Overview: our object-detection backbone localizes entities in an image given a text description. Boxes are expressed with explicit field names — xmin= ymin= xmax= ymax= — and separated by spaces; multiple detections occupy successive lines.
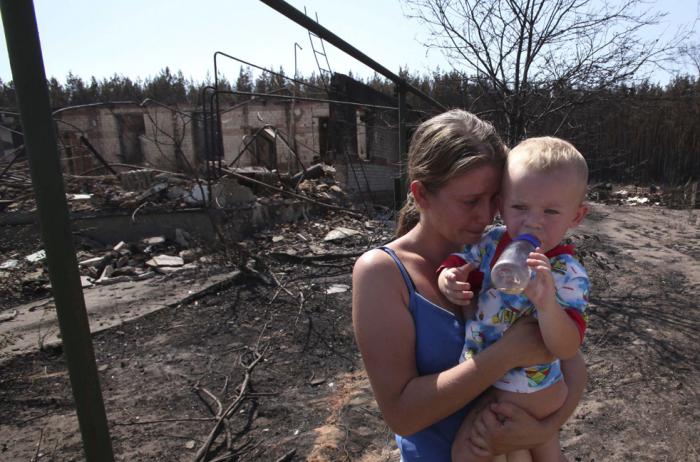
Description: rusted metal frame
xmin=354 ymin=150 xmax=378 ymax=205
xmin=217 ymin=90 xmax=399 ymax=111
xmin=0 ymin=144 xmax=24 ymax=181
xmin=271 ymin=126 xmax=309 ymax=179
xmin=342 ymin=148 xmax=370 ymax=215
xmin=212 ymin=59 xmax=225 ymax=176
xmin=213 ymin=50 xmax=326 ymax=93
xmin=200 ymin=85 xmax=217 ymax=206
xmin=305 ymin=11 xmax=333 ymax=89
xmin=227 ymin=125 xmax=271 ymax=168
xmin=258 ymin=0 xmax=446 ymax=209
xmin=138 ymin=98 xmax=211 ymax=209
xmin=221 ymin=166 xmax=364 ymax=218
xmin=0 ymin=122 xmax=24 ymax=136
xmin=207 ymin=89 xmax=399 ymax=177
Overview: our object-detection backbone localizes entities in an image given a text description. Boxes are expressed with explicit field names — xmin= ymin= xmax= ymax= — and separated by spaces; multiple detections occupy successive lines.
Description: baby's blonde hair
xmin=508 ymin=137 xmax=588 ymax=199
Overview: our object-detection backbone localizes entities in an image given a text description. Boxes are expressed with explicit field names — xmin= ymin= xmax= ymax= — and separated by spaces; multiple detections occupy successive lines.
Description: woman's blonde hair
xmin=396 ymin=109 xmax=507 ymax=236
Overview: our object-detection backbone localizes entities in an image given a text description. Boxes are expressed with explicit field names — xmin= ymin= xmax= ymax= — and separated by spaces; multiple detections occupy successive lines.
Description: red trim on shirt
xmin=565 ymin=308 xmax=587 ymax=344
xmin=436 ymin=254 xmax=469 ymax=275
xmin=467 ymin=270 xmax=484 ymax=296
xmin=545 ymin=245 xmax=575 ymax=259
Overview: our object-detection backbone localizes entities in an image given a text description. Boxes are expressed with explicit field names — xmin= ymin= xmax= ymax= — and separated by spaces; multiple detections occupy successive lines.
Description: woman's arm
xmin=468 ymin=352 xmax=587 ymax=453
xmin=352 ymin=249 xmax=553 ymax=436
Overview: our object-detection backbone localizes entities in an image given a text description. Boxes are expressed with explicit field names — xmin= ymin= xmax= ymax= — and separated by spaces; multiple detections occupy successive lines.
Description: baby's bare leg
xmin=495 ymin=380 xmax=568 ymax=462
xmin=530 ymin=435 xmax=562 ymax=462
xmin=505 ymin=450 xmax=532 ymax=462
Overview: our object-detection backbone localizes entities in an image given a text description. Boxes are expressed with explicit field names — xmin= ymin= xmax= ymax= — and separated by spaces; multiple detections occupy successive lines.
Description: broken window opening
xmin=244 ymin=128 xmax=277 ymax=171
xmin=116 ymin=113 xmax=145 ymax=164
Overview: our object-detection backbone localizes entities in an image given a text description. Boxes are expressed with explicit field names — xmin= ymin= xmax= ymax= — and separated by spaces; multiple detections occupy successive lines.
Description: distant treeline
xmin=1 ymin=66 xmax=698 ymax=185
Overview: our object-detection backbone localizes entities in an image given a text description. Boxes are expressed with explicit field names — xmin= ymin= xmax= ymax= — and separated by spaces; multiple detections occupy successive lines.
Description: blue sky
xmin=0 ymin=0 xmax=698 ymax=85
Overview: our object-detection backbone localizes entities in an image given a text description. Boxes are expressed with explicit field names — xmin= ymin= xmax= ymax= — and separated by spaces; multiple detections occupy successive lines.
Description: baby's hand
xmin=438 ymin=264 xmax=475 ymax=306
xmin=524 ymin=248 xmax=556 ymax=308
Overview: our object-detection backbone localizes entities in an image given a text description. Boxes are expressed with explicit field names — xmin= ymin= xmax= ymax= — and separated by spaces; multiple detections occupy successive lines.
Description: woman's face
xmin=419 ymin=163 xmax=502 ymax=246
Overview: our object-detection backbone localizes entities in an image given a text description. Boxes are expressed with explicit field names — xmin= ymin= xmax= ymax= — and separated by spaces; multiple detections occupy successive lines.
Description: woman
xmin=352 ymin=110 xmax=586 ymax=460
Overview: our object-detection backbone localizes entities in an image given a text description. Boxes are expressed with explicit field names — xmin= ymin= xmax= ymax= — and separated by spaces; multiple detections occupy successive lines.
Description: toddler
xmin=438 ymin=137 xmax=590 ymax=461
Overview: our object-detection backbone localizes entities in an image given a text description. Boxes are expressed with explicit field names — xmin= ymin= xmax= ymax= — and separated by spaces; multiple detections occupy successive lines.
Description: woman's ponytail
xmin=395 ymin=193 xmax=420 ymax=237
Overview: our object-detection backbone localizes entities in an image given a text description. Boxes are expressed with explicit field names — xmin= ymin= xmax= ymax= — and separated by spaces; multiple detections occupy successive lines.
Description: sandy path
xmin=559 ymin=203 xmax=699 ymax=461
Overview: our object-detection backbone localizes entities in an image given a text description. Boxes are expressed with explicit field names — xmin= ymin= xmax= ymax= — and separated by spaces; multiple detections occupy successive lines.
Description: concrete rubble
xmin=0 ymin=259 xmax=19 ymax=269
xmin=0 ymin=152 xmax=395 ymax=361
xmin=0 ymin=154 xmax=361 ymax=293
xmin=588 ymin=182 xmax=698 ymax=208
xmin=323 ymin=227 xmax=362 ymax=241
xmin=0 ymin=158 xmax=349 ymax=215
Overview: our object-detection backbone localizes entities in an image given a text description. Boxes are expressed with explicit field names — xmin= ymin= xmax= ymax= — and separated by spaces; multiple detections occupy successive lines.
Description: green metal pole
xmin=0 ymin=2 xmax=115 ymax=461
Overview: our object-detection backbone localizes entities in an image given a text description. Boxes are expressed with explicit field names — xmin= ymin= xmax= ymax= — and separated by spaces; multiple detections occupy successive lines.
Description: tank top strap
xmin=378 ymin=246 xmax=417 ymax=295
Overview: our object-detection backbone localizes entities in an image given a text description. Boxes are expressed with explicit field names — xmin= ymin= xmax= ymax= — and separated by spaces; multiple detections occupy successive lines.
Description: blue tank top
xmin=379 ymin=247 xmax=472 ymax=461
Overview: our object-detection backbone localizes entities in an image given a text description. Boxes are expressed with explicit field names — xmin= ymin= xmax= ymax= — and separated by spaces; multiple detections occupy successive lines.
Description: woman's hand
xmin=498 ymin=316 xmax=554 ymax=369
xmin=469 ymin=401 xmax=551 ymax=454
xmin=468 ymin=353 xmax=589 ymax=456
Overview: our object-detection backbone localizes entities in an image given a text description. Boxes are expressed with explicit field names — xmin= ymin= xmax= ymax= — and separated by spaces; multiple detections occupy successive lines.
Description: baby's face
xmin=500 ymin=163 xmax=587 ymax=252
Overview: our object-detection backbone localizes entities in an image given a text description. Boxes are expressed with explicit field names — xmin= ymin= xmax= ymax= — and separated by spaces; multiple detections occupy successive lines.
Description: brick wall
xmin=51 ymin=94 xmax=402 ymax=186
xmin=336 ymin=161 xmax=398 ymax=194
xmin=221 ymin=99 xmax=328 ymax=174
xmin=367 ymin=117 xmax=399 ymax=164
xmin=56 ymin=104 xmax=142 ymax=173
xmin=140 ymin=105 xmax=196 ymax=171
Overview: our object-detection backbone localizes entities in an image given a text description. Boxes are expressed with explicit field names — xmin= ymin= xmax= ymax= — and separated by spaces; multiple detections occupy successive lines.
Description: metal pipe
xmin=200 ymin=85 xmax=216 ymax=205
xmin=258 ymin=0 xmax=447 ymax=111
xmin=213 ymin=89 xmax=399 ymax=111
xmin=294 ymin=42 xmax=303 ymax=80
xmin=200 ymin=85 xmax=215 ymax=162
xmin=0 ymin=145 xmax=24 ymax=180
xmin=292 ymin=42 xmax=303 ymax=160
xmin=0 ymin=2 xmax=115 ymax=461
xmin=213 ymin=55 xmax=224 ymax=175
xmin=227 ymin=125 xmax=271 ymax=168
xmin=79 ymin=136 xmax=118 ymax=175
xmin=214 ymin=50 xmax=325 ymax=93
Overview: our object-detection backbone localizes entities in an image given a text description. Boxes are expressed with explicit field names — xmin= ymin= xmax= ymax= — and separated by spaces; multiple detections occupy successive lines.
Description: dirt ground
xmin=0 ymin=201 xmax=698 ymax=461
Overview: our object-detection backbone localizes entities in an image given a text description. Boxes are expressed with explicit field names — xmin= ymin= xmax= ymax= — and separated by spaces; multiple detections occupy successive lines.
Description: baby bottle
xmin=491 ymin=233 xmax=541 ymax=294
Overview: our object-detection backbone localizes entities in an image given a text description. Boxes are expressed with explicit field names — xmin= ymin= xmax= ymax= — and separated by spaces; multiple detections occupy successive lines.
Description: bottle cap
xmin=514 ymin=233 xmax=541 ymax=248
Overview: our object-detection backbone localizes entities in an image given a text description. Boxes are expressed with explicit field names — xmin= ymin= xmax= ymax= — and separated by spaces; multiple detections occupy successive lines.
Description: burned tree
xmin=402 ymin=0 xmax=686 ymax=144
xmin=681 ymin=42 xmax=700 ymax=76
